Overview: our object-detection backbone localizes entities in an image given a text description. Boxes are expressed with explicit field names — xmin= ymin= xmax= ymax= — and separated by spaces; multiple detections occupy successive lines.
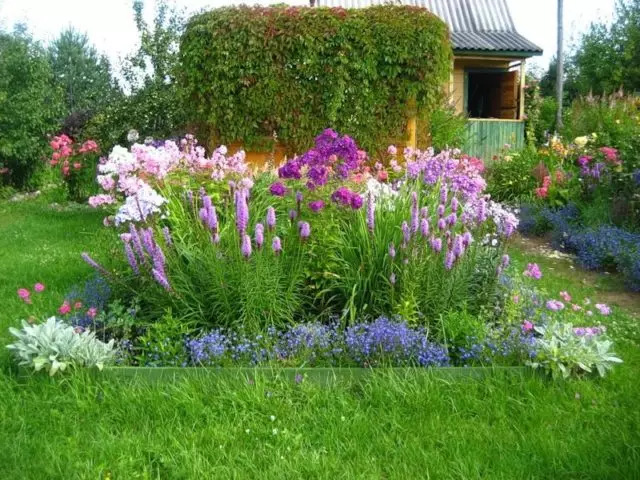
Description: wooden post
xmin=519 ymin=59 xmax=526 ymax=120
xmin=407 ymin=97 xmax=417 ymax=149
xmin=556 ymin=0 xmax=564 ymax=131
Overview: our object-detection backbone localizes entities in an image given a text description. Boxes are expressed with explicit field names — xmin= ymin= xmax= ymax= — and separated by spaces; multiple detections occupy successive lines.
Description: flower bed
xmin=6 ymin=131 xmax=622 ymax=380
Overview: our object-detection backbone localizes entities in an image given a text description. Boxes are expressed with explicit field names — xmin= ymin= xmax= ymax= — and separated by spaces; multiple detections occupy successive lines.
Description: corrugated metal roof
xmin=315 ymin=0 xmax=543 ymax=55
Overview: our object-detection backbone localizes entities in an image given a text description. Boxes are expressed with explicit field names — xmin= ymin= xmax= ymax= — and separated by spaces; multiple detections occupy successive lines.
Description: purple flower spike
xmin=129 ymin=223 xmax=145 ymax=261
xmin=452 ymin=235 xmax=464 ymax=258
xmin=402 ymin=221 xmax=410 ymax=246
xmin=296 ymin=191 xmax=303 ymax=206
xmin=367 ymin=192 xmax=375 ymax=233
xmin=124 ymin=243 xmax=139 ymax=274
xmin=255 ymin=223 xmax=265 ymax=249
xmin=410 ymin=192 xmax=419 ymax=233
xmin=420 ymin=218 xmax=430 ymax=237
xmin=266 ymin=207 xmax=276 ymax=230
xmin=446 ymin=213 xmax=457 ymax=226
xmin=445 ymin=251 xmax=455 ymax=270
xmin=162 ymin=226 xmax=172 ymax=246
xmin=389 ymin=242 xmax=396 ymax=259
xmin=462 ymin=231 xmax=473 ymax=247
xmin=235 ymin=189 xmax=249 ymax=234
xmin=241 ymin=234 xmax=252 ymax=258
xmin=437 ymin=204 xmax=445 ymax=217
xmin=437 ymin=218 xmax=446 ymax=231
xmin=299 ymin=221 xmax=311 ymax=240
xmin=431 ymin=238 xmax=443 ymax=253
xmin=501 ymin=254 xmax=510 ymax=268
xmin=451 ymin=197 xmax=459 ymax=212
xmin=81 ymin=252 xmax=109 ymax=276
xmin=152 ymin=268 xmax=171 ymax=291
xmin=272 ymin=236 xmax=282 ymax=255
xmin=212 ymin=233 xmax=220 ymax=244
xmin=420 ymin=207 xmax=428 ymax=219
xmin=289 ymin=209 xmax=298 ymax=221
xmin=440 ymin=185 xmax=448 ymax=204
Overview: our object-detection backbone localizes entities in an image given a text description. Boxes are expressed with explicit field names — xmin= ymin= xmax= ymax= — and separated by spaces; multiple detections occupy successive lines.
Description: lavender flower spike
xmin=266 ymin=207 xmax=276 ymax=230
xmin=420 ymin=218 xmax=429 ymax=237
xmin=402 ymin=221 xmax=410 ymax=246
xmin=129 ymin=223 xmax=145 ymax=261
xmin=411 ymin=192 xmax=419 ymax=233
xmin=367 ymin=192 xmax=375 ymax=233
xmin=81 ymin=252 xmax=110 ymax=276
xmin=241 ymin=234 xmax=252 ymax=258
xmin=124 ymin=243 xmax=139 ymax=274
xmin=162 ymin=226 xmax=172 ymax=246
xmin=152 ymin=268 xmax=172 ymax=291
xmin=272 ymin=236 xmax=282 ymax=255
xmin=389 ymin=242 xmax=396 ymax=259
xmin=299 ymin=221 xmax=311 ymax=240
xmin=255 ymin=223 xmax=265 ymax=249
xmin=235 ymin=189 xmax=249 ymax=234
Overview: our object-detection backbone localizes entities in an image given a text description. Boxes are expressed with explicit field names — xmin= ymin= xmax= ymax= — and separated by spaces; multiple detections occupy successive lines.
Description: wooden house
xmin=316 ymin=0 xmax=543 ymax=159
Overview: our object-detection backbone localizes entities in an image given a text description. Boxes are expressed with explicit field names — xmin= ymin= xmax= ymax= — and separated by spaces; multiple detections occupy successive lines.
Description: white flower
xmin=114 ymin=184 xmax=167 ymax=225
xmin=574 ymin=136 xmax=589 ymax=148
xmin=127 ymin=129 xmax=139 ymax=143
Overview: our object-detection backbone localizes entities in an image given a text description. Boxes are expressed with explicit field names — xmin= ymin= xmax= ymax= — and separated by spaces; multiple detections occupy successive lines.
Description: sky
xmin=0 ymin=0 xmax=617 ymax=73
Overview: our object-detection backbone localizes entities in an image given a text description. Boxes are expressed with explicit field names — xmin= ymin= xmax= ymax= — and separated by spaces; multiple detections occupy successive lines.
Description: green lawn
xmin=1 ymin=197 xmax=639 ymax=479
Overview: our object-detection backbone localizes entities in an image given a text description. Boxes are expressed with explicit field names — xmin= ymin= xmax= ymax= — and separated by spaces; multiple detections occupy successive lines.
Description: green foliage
xmin=6 ymin=316 xmax=115 ymax=375
xmin=48 ymin=28 xmax=120 ymax=119
xmin=529 ymin=322 xmax=623 ymax=379
xmin=84 ymin=0 xmax=185 ymax=151
xmin=0 ymin=30 xmax=63 ymax=188
xmin=428 ymin=100 xmax=467 ymax=151
xmin=135 ymin=309 xmax=192 ymax=367
xmin=485 ymin=148 xmax=539 ymax=202
xmin=179 ymin=5 xmax=452 ymax=152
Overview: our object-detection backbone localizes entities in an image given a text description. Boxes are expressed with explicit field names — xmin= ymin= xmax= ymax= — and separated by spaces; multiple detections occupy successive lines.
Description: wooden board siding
xmin=464 ymin=119 xmax=524 ymax=160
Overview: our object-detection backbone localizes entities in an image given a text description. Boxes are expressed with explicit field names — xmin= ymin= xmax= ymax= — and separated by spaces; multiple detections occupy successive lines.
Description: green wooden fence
xmin=464 ymin=119 xmax=525 ymax=160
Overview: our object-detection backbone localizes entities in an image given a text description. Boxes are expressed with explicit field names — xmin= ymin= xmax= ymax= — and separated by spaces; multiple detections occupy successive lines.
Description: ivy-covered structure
xmin=316 ymin=0 xmax=543 ymax=158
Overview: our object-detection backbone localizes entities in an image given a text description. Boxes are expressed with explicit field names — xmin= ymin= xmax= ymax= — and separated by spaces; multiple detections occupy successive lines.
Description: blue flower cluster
xmin=65 ymin=275 xmax=112 ymax=328
xmin=456 ymin=327 xmax=537 ymax=365
xmin=186 ymin=317 xmax=450 ymax=368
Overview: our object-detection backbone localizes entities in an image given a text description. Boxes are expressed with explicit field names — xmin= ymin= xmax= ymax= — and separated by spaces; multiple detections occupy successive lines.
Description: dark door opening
xmin=466 ymin=70 xmax=518 ymax=119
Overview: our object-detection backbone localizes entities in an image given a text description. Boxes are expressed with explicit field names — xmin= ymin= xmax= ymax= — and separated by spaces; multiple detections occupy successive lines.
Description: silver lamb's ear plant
xmin=7 ymin=317 xmax=116 ymax=376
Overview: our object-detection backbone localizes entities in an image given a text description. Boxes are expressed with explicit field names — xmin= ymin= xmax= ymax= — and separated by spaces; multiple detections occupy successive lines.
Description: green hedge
xmin=179 ymin=5 xmax=452 ymax=153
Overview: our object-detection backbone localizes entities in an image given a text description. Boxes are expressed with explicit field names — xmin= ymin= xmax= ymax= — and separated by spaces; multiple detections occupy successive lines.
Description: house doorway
xmin=466 ymin=70 xmax=519 ymax=119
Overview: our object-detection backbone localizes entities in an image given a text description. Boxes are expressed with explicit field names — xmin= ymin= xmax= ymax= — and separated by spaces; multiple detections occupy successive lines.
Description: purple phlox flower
xmin=546 ymin=299 xmax=565 ymax=311
xmin=265 ymin=206 xmax=276 ymax=230
xmin=241 ymin=234 xmax=252 ymax=258
xmin=350 ymin=193 xmax=363 ymax=210
xmin=420 ymin=218 xmax=429 ymax=237
xmin=367 ymin=192 xmax=375 ymax=233
xmin=269 ymin=181 xmax=288 ymax=197
xmin=299 ymin=221 xmax=311 ymax=240
xmin=523 ymin=263 xmax=542 ymax=280
xmin=278 ymin=158 xmax=302 ymax=179
xmin=255 ymin=223 xmax=264 ymax=249
xmin=272 ymin=236 xmax=282 ymax=255
xmin=389 ymin=242 xmax=396 ymax=259
xmin=309 ymin=200 xmax=325 ymax=213
xmin=595 ymin=303 xmax=611 ymax=316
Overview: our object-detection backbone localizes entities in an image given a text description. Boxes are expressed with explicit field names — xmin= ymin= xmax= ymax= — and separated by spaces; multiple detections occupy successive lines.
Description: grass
xmin=1 ymin=197 xmax=639 ymax=479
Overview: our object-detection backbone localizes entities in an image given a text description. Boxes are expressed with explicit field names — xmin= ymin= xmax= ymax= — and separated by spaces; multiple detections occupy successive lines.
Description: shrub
xmin=529 ymin=322 xmax=622 ymax=379
xmin=485 ymin=148 xmax=540 ymax=202
xmin=178 ymin=5 xmax=452 ymax=153
xmin=48 ymin=134 xmax=101 ymax=201
xmin=0 ymin=32 xmax=63 ymax=188
xmin=428 ymin=100 xmax=468 ymax=151
xmin=6 ymin=317 xmax=116 ymax=375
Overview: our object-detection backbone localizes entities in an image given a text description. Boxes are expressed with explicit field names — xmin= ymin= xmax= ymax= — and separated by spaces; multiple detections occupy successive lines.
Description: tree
xmin=556 ymin=0 xmax=564 ymax=131
xmin=48 ymin=29 xmax=119 ymax=117
xmin=0 ymin=27 xmax=63 ymax=187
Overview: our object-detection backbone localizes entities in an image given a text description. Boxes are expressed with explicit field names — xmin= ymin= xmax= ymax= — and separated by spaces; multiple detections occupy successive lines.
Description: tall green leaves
xmin=179 ymin=6 xmax=452 ymax=153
